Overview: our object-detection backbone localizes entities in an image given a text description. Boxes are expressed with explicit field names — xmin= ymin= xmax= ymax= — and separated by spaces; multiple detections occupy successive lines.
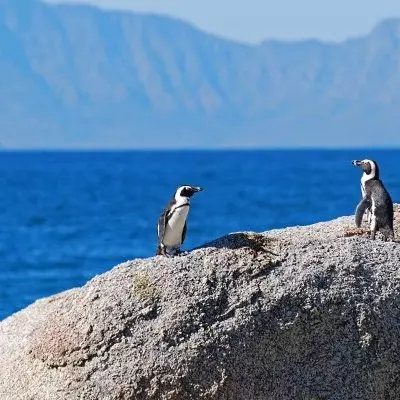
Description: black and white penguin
xmin=352 ymin=159 xmax=394 ymax=240
xmin=156 ymin=185 xmax=203 ymax=256
xmin=353 ymin=159 xmax=375 ymax=224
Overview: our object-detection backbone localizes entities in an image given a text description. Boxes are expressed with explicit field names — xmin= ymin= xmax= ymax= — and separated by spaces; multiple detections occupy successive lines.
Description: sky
xmin=46 ymin=0 xmax=400 ymax=43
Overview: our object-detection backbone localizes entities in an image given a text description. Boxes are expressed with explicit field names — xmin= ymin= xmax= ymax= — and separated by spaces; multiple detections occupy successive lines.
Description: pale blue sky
xmin=47 ymin=0 xmax=400 ymax=43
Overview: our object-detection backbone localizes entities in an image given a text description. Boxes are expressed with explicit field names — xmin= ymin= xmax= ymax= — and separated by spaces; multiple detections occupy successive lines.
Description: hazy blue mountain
xmin=1 ymin=0 xmax=400 ymax=148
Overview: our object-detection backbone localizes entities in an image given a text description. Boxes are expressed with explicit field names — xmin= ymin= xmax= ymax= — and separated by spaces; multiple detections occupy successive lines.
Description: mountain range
xmin=1 ymin=0 xmax=400 ymax=148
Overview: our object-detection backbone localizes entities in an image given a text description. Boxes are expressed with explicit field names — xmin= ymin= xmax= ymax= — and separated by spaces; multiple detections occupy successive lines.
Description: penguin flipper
xmin=157 ymin=208 xmax=169 ymax=250
xmin=181 ymin=222 xmax=187 ymax=245
xmin=355 ymin=197 xmax=372 ymax=227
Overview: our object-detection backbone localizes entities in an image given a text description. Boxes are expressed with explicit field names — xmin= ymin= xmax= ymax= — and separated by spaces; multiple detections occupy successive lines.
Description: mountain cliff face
xmin=1 ymin=0 xmax=400 ymax=148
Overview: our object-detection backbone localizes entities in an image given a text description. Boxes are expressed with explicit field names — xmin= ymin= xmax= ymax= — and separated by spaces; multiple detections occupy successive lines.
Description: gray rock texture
xmin=1 ymin=207 xmax=400 ymax=400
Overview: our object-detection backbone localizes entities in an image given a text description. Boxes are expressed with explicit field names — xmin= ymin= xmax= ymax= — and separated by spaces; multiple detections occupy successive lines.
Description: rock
xmin=1 ymin=207 xmax=400 ymax=400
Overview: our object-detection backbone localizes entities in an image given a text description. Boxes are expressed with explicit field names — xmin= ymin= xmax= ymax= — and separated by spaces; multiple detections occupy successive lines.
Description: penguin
xmin=353 ymin=159 xmax=374 ymax=224
xmin=352 ymin=158 xmax=378 ymax=223
xmin=156 ymin=185 xmax=203 ymax=256
xmin=352 ymin=159 xmax=394 ymax=240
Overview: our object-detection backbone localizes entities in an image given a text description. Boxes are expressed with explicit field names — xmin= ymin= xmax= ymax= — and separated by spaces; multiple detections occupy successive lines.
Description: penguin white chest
xmin=361 ymin=173 xmax=371 ymax=193
xmin=163 ymin=205 xmax=189 ymax=247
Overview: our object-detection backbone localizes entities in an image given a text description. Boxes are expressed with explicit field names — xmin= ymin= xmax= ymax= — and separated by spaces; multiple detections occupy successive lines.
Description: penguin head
xmin=352 ymin=159 xmax=379 ymax=179
xmin=175 ymin=185 xmax=203 ymax=200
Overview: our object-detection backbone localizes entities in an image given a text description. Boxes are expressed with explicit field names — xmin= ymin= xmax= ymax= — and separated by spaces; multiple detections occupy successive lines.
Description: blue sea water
xmin=0 ymin=149 xmax=399 ymax=320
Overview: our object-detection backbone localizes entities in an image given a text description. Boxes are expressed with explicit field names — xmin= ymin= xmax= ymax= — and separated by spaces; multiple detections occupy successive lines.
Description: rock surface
xmin=1 ymin=208 xmax=400 ymax=400
xmin=2 ymin=0 xmax=400 ymax=148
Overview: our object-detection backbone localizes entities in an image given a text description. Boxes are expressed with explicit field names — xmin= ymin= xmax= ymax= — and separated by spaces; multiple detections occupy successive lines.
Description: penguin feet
xmin=163 ymin=248 xmax=186 ymax=257
xmin=381 ymin=233 xmax=395 ymax=242
xmin=156 ymin=244 xmax=178 ymax=257
xmin=175 ymin=249 xmax=189 ymax=256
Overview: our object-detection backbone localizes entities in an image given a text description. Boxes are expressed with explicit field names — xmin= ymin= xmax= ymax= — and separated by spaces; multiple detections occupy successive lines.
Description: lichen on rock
xmin=132 ymin=271 xmax=159 ymax=302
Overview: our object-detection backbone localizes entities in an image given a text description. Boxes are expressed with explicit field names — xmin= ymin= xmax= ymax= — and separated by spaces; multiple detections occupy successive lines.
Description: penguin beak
xmin=193 ymin=186 xmax=203 ymax=192
xmin=352 ymin=160 xmax=362 ymax=167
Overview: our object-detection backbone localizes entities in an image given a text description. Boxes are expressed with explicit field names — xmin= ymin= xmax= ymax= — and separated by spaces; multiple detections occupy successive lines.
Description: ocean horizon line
xmin=1 ymin=146 xmax=400 ymax=153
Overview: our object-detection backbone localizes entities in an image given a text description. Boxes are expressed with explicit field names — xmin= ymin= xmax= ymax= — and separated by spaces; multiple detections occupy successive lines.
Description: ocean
xmin=1 ymin=149 xmax=399 ymax=319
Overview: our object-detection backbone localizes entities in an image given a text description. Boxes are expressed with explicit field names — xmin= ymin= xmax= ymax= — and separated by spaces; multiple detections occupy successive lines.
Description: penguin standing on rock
xmin=156 ymin=185 xmax=203 ymax=256
xmin=352 ymin=159 xmax=394 ymax=240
